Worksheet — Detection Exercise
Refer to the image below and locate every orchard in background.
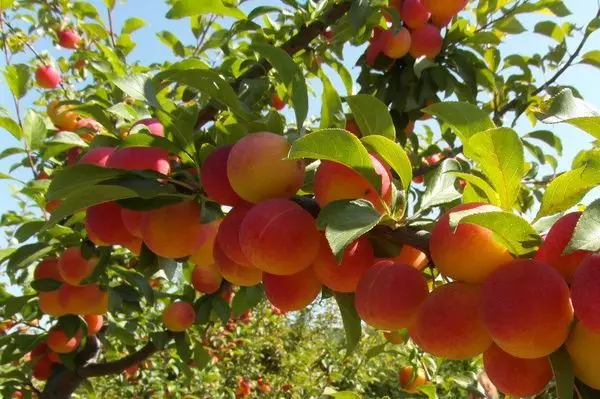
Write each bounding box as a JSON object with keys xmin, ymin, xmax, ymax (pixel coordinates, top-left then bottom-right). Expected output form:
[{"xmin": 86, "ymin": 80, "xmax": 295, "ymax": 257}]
[{"xmin": 1, "ymin": 0, "xmax": 600, "ymax": 398}]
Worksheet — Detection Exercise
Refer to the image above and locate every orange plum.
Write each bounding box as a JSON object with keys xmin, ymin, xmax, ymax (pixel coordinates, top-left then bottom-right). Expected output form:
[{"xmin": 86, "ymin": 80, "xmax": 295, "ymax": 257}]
[
  {"xmin": 57, "ymin": 247, "xmax": 98, "ymax": 286},
  {"xmin": 401, "ymin": 0, "xmax": 431, "ymax": 29},
  {"xmin": 86, "ymin": 202, "xmax": 137, "ymax": 246},
  {"xmin": 262, "ymin": 267, "xmax": 322, "ymax": 312},
  {"xmin": 571, "ymin": 254, "xmax": 600, "ymax": 333},
  {"xmin": 394, "ymin": 245, "xmax": 428, "ymax": 270},
  {"xmin": 46, "ymin": 329, "xmax": 81, "ymax": 354},
  {"xmin": 534, "ymin": 212, "xmax": 591, "ymax": 282},
  {"xmin": 189, "ymin": 220, "xmax": 221, "ymax": 267},
  {"xmin": 355, "ymin": 260, "xmax": 429, "ymax": 330},
  {"xmin": 314, "ymin": 155, "xmax": 392, "ymax": 213},
  {"xmin": 382, "ymin": 28, "xmax": 412, "ymax": 59},
  {"xmin": 481, "ymin": 259, "xmax": 573, "ymax": 359},
  {"xmin": 429, "ymin": 203, "xmax": 513, "ymax": 283},
  {"xmin": 409, "ymin": 24, "xmax": 443, "ymax": 60},
  {"xmin": 239, "ymin": 199, "xmax": 320, "ymax": 275},
  {"xmin": 78, "ymin": 147, "xmax": 115, "ymax": 167},
  {"xmin": 483, "ymin": 344, "xmax": 552, "ymax": 398},
  {"xmin": 214, "ymin": 243, "xmax": 262, "ymax": 286},
  {"xmin": 214, "ymin": 205, "xmax": 253, "ymax": 267},
  {"xmin": 201, "ymin": 145, "xmax": 247, "ymax": 206},
  {"xmin": 84, "ymin": 314, "xmax": 104, "ymax": 336},
  {"xmin": 140, "ymin": 201, "xmax": 207, "ymax": 259},
  {"xmin": 162, "ymin": 301, "xmax": 196, "ymax": 332},
  {"xmin": 415, "ymin": 282, "xmax": 492, "ymax": 360},
  {"xmin": 191, "ymin": 263, "xmax": 223, "ymax": 294},
  {"xmin": 106, "ymin": 147, "xmax": 171, "ymax": 175},
  {"xmin": 566, "ymin": 322, "xmax": 600, "ymax": 389},
  {"xmin": 312, "ymin": 235, "xmax": 374, "ymax": 293},
  {"xmin": 227, "ymin": 132, "xmax": 305, "ymax": 203}
]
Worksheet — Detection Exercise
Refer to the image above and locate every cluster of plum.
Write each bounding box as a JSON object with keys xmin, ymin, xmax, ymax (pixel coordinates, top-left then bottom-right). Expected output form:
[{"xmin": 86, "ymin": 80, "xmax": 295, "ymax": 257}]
[
  {"xmin": 35, "ymin": 28, "xmax": 82, "ymax": 89},
  {"xmin": 365, "ymin": 0, "xmax": 468, "ymax": 65}
]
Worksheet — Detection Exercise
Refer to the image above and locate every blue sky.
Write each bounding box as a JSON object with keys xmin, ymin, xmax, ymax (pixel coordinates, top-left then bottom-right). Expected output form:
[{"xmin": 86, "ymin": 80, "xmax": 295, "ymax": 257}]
[{"xmin": 1, "ymin": 0, "xmax": 599, "ymax": 232}]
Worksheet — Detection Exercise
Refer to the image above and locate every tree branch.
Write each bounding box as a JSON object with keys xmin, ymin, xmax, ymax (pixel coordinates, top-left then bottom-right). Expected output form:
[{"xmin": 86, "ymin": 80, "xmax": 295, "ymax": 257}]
[
  {"xmin": 496, "ymin": 7, "xmax": 600, "ymax": 120},
  {"xmin": 193, "ymin": 0, "xmax": 352, "ymax": 130},
  {"xmin": 372, "ymin": 225, "xmax": 431, "ymax": 256},
  {"xmin": 78, "ymin": 332, "xmax": 172, "ymax": 378}
]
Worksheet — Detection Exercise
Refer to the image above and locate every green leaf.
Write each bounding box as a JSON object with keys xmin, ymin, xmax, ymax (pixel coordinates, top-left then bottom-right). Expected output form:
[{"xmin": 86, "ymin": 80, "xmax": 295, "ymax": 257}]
[
  {"xmin": 0, "ymin": 0, "xmax": 16, "ymax": 9},
  {"xmin": 151, "ymin": 331, "xmax": 170, "ymax": 349},
  {"xmin": 113, "ymin": 267, "xmax": 155, "ymax": 305},
  {"xmin": 534, "ymin": 21, "xmax": 566, "ymax": 42},
  {"xmin": 580, "ymin": 50, "xmax": 600, "ymax": 70},
  {"xmin": 448, "ymin": 172, "xmax": 500, "ymax": 206},
  {"xmin": 565, "ymin": 199, "xmax": 600, "ymax": 254},
  {"xmin": 102, "ymin": 0, "xmax": 116, "ymax": 9},
  {"xmin": 15, "ymin": 220, "xmax": 45, "ymax": 242},
  {"xmin": 174, "ymin": 332, "xmax": 191, "ymax": 362},
  {"xmin": 319, "ymin": 71, "xmax": 344, "ymax": 129},
  {"xmin": 421, "ymin": 159, "xmax": 461, "ymax": 211},
  {"xmin": 0, "ymin": 115, "xmax": 22, "ymax": 140},
  {"xmin": 159, "ymin": 68, "xmax": 252, "ymax": 121},
  {"xmin": 47, "ymin": 131, "xmax": 89, "ymax": 147},
  {"xmin": 112, "ymin": 74, "xmax": 158, "ymax": 107},
  {"xmin": 289, "ymin": 128, "xmax": 380, "ymax": 191},
  {"xmin": 2, "ymin": 295, "xmax": 35, "ymax": 318},
  {"xmin": 211, "ymin": 297, "xmax": 230, "ymax": 325},
  {"xmin": 347, "ymin": 0, "xmax": 372, "ymax": 33},
  {"xmin": 47, "ymin": 165, "xmax": 125, "ymax": 201},
  {"xmin": 423, "ymin": 102, "xmax": 495, "ymax": 142},
  {"xmin": 537, "ymin": 158, "xmax": 600, "ymax": 218},
  {"xmin": 122, "ymin": 17, "xmax": 147, "ymax": 34},
  {"xmin": 193, "ymin": 345, "xmax": 210, "ymax": 370},
  {"xmin": 317, "ymin": 199, "xmax": 382, "ymax": 262},
  {"xmin": 231, "ymin": 285, "xmax": 264, "ymax": 317},
  {"xmin": 524, "ymin": 130, "xmax": 563, "ymax": 155},
  {"xmin": 3, "ymin": 64, "xmax": 30, "ymax": 99},
  {"xmin": 465, "ymin": 128, "xmax": 524, "ymax": 210},
  {"xmin": 31, "ymin": 278, "xmax": 62, "ymax": 292},
  {"xmin": 361, "ymin": 135, "xmax": 412, "ymax": 193},
  {"xmin": 7, "ymin": 243, "xmax": 54, "ymax": 272},
  {"xmin": 347, "ymin": 95, "xmax": 395, "ymax": 140},
  {"xmin": 533, "ymin": 89, "xmax": 600, "ymax": 141},
  {"xmin": 495, "ymin": 16, "xmax": 526, "ymax": 34},
  {"xmin": 22, "ymin": 110, "xmax": 46, "ymax": 151},
  {"xmin": 550, "ymin": 347, "xmax": 574, "ymax": 399},
  {"xmin": 334, "ymin": 293, "xmax": 361, "ymax": 353},
  {"xmin": 166, "ymin": 0, "xmax": 245, "ymax": 19},
  {"xmin": 42, "ymin": 185, "xmax": 142, "ymax": 231},
  {"xmin": 254, "ymin": 44, "xmax": 308, "ymax": 130},
  {"xmin": 449, "ymin": 205, "xmax": 542, "ymax": 256}
]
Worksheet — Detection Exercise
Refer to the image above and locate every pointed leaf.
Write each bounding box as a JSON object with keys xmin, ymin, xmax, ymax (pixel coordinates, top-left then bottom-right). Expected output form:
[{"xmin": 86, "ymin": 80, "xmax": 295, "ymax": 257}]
[
  {"xmin": 334, "ymin": 293, "xmax": 361, "ymax": 353},
  {"xmin": 565, "ymin": 199, "xmax": 600, "ymax": 254},
  {"xmin": 316, "ymin": 199, "xmax": 382, "ymax": 262},
  {"xmin": 449, "ymin": 206, "xmax": 541, "ymax": 256},
  {"xmin": 423, "ymin": 102, "xmax": 495, "ymax": 141},
  {"xmin": 421, "ymin": 159, "xmax": 461, "ymax": 211},
  {"xmin": 347, "ymin": 94, "xmax": 395, "ymax": 140},
  {"xmin": 289, "ymin": 128, "xmax": 380, "ymax": 190},
  {"xmin": 465, "ymin": 128, "xmax": 524, "ymax": 210},
  {"xmin": 362, "ymin": 135, "xmax": 412, "ymax": 193},
  {"xmin": 254, "ymin": 44, "xmax": 308, "ymax": 129}
]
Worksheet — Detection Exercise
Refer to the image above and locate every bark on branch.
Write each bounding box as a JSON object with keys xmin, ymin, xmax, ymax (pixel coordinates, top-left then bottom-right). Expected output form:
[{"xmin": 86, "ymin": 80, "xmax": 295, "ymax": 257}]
[{"xmin": 193, "ymin": 0, "xmax": 353, "ymax": 130}]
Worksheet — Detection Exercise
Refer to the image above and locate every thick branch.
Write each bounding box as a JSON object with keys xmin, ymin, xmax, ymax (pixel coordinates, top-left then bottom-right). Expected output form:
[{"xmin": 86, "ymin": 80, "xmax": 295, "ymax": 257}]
[
  {"xmin": 78, "ymin": 333, "xmax": 171, "ymax": 378},
  {"xmin": 372, "ymin": 225, "xmax": 431, "ymax": 256},
  {"xmin": 194, "ymin": 0, "xmax": 352, "ymax": 130},
  {"xmin": 496, "ymin": 7, "xmax": 600, "ymax": 120}
]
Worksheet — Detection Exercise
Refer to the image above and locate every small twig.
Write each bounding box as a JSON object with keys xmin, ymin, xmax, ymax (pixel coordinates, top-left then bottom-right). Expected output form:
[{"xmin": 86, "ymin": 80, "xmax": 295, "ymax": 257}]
[
  {"xmin": 372, "ymin": 225, "xmax": 431, "ymax": 256},
  {"xmin": 78, "ymin": 333, "xmax": 172, "ymax": 377},
  {"xmin": 496, "ymin": 7, "xmax": 600, "ymax": 120},
  {"xmin": 192, "ymin": 14, "xmax": 217, "ymax": 57},
  {"xmin": 107, "ymin": 7, "xmax": 117, "ymax": 48},
  {"xmin": 193, "ymin": 0, "xmax": 352, "ymax": 130}
]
